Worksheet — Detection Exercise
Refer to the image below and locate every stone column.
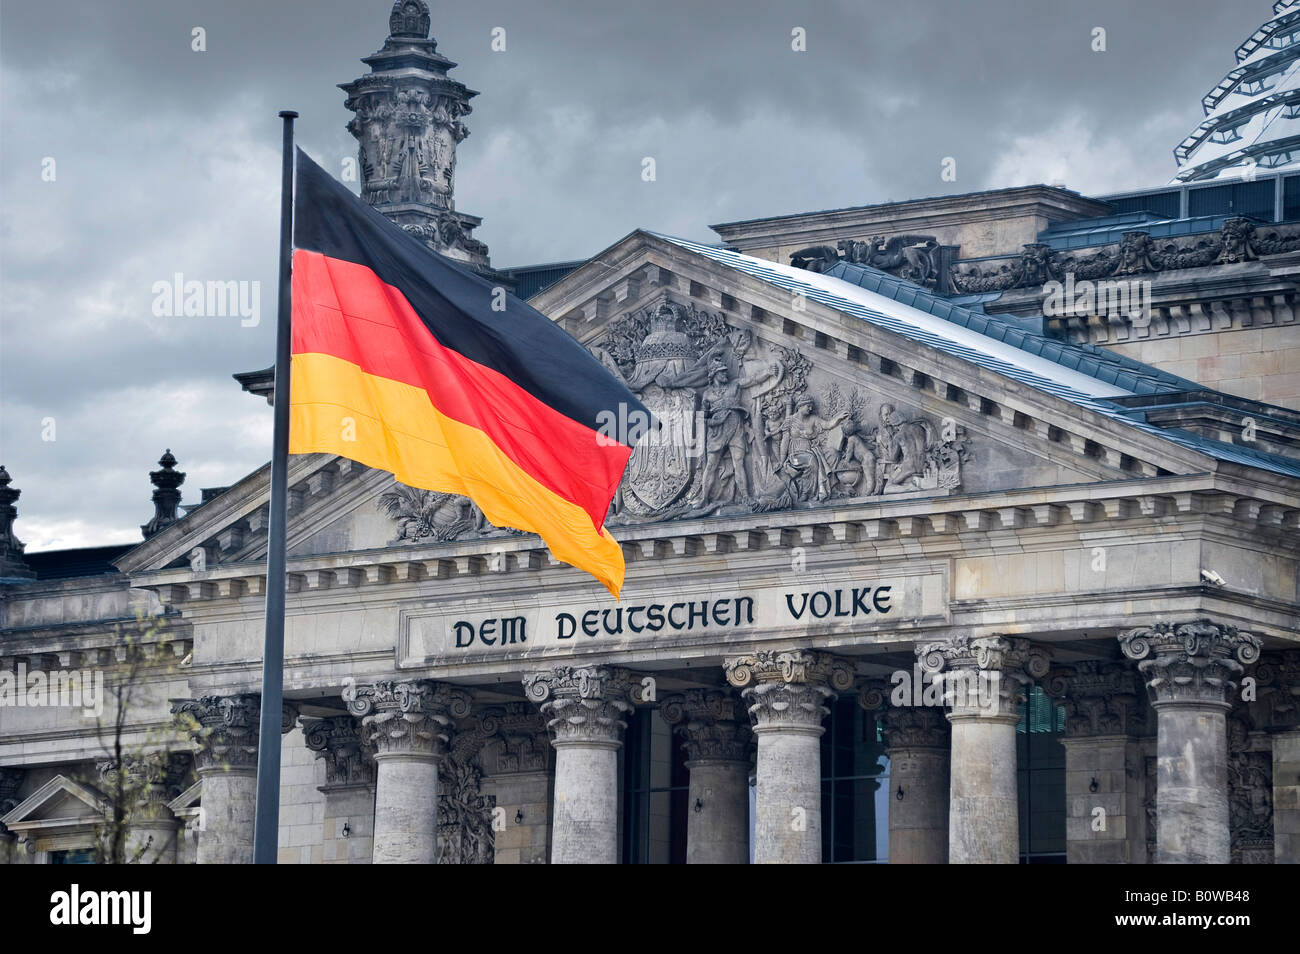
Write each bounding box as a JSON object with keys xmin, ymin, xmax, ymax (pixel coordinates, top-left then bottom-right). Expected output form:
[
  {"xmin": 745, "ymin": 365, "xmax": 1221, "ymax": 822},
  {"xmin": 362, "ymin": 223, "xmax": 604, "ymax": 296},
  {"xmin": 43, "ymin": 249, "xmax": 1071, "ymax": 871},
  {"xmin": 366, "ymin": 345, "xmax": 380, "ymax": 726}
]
[
  {"xmin": 859, "ymin": 681, "xmax": 950, "ymax": 864},
  {"xmin": 479, "ymin": 703, "xmax": 553, "ymax": 865},
  {"xmin": 1044, "ymin": 661, "xmax": 1147, "ymax": 864},
  {"xmin": 303, "ymin": 716, "xmax": 376, "ymax": 864},
  {"xmin": 1119, "ymin": 619, "xmax": 1261, "ymax": 864},
  {"xmin": 97, "ymin": 753, "xmax": 189, "ymax": 864},
  {"xmin": 661, "ymin": 687, "xmax": 752, "ymax": 865},
  {"xmin": 172, "ymin": 694, "xmax": 262, "ymax": 865},
  {"xmin": 523, "ymin": 666, "xmax": 640, "ymax": 865},
  {"xmin": 917, "ymin": 636, "xmax": 1050, "ymax": 864},
  {"xmin": 347, "ymin": 680, "xmax": 470, "ymax": 865},
  {"xmin": 724, "ymin": 650, "xmax": 854, "ymax": 865},
  {"xmin": 1256, "ymin": 651, "xmax": 1300, "ymax": 863}
]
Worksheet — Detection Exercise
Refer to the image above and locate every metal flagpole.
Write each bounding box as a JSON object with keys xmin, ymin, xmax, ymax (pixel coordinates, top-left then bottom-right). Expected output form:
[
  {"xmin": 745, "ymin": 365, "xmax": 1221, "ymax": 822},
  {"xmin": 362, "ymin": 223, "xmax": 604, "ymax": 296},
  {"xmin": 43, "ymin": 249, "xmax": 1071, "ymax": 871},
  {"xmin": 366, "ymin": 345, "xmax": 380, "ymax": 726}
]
[{"xmin": 253, "ymin": 109, "xmax": 298, "ymax": 864}]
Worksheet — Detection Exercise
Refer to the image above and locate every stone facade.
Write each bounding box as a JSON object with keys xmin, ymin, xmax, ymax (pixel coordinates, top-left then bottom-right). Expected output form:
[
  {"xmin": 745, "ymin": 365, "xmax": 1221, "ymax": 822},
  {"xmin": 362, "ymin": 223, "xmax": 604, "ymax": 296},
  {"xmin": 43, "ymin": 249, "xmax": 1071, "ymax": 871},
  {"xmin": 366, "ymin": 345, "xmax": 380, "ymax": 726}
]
[{"xmin": 1, "ymin": 0, "xmax": 1298, "ymax": 866}]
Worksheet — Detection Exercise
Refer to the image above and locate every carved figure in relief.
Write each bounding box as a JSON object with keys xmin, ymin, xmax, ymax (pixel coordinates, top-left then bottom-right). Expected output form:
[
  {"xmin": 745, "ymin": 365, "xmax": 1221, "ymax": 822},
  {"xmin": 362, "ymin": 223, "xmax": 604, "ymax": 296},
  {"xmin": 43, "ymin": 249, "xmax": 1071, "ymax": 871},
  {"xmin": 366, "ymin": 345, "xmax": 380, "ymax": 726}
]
[
  {"xmin": 873, "ymin": 403, "xmax": 933, "ymax": 492},
  {"xmin": 696, "ymin": 357, "xmax": 775, "ymax": 503},
  {"xmin": 773, "ymin": 396, "xmax": 849, "ymax": 502},
  {"xmin": 829, "ymin": 418, "xmax": 881, "ymax": 497}
]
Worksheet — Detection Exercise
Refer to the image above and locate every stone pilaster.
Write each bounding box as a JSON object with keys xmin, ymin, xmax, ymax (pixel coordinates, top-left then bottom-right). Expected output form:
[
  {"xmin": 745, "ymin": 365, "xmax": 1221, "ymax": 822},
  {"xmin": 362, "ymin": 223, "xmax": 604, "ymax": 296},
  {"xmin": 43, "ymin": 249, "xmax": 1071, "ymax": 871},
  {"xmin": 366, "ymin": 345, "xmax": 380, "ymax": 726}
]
[
  {"xmin": 859, "ymin": 681, "xmax": 949, "ymax": 864},
  {"xmin": 346, "ymin": 679, "xmax": 470, "ymax": 864},
  {"xmin": 724, "ymin": 650, "xmax": 854, "ymax": 865},
  {"xmin": 916, "ymin": 635, "xmax": 1050, "ymax": 864},
  {"xmin": 96, "ymin": 753, "xmax": 187, "ymax": 864},
  {"xmin": 171, "ymin": 694, "xmax": 262, "ymax": 864},
  {"xmin": 0, "ymin": 767, "xmax": 26, "ymax": 863},
  {"xmin": 1043, "ymin": 661, "xmax": 1148, "ymax": 864},
  {"xmin": 304, "ymin": 716, "xmax": 376, "ymax": 864},
  {"xmin": 660, "ymin": 687, "xmax": 752, "ymax": 865},
  {"xmin": 1119, "ymin": 619, "xmax": 1261, "ymax": 864},
  {"xmin": 523, "ymin": 666, "xmax": 640, "ymax": 865},
  {"xmin": 1254, "ymin": 651, "xmax": 1300, "ymax": 863},
  {"xmin": 478, "ymin": 703, "xmax": 553, "ymax": 865}
]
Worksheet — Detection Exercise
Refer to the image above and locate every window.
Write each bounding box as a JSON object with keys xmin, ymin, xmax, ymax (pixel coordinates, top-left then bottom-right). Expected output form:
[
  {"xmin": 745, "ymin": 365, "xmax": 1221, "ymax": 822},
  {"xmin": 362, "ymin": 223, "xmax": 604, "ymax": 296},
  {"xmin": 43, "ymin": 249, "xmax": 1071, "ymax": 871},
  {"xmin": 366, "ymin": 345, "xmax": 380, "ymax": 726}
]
[
  {"xmin": 1188, "ymin": 180, "xmax": 1275, "ymax": 220},
  {"xmin": 821, "ymin": 695, "xmax": 890, "ymax": 863},
  {"xmin": 1284, "ymin": 103, "xmax": 1300, "ymax": 119},
  {"xmin": 1267, "ymin": 25, "xmax": 1300, "ymax": 49},
  {"xmin": 622, "ymin": 707, "xmax": 688, "ymax": 863},
  {"xmin": 1210, "ymin": 123, "xmax": 1245, "ymax": 144},
  {"xmin": 1283, "ymin": 175, "xmax": 1300, "ymax": 220},
  {"xmin": 1018, "ymin": 685, "xmax": 1066, "ymax": 863},
  {"xmin": 1259, "ymin": 149, "xmax": 1296, "ymax": 168},
  {"xmin": 49, "ymin": 848, "xmax": 96, "ymax": 864},
  {"xmin": 1239, "ymin": 70, "xmax": 1281, "ymax": 95},
  {"xmin": 1108, "ymin": 190, "xmax": 1181, "ymax": 218}
]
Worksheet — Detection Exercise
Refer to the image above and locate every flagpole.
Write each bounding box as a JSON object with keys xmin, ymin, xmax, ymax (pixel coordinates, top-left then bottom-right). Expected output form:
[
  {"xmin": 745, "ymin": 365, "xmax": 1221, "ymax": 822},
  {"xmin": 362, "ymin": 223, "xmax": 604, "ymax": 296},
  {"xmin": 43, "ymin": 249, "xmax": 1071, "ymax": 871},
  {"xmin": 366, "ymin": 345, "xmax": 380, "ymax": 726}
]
[{"xmin": 253, "ymin": 109, "xmax": 298, "ymax": 865}]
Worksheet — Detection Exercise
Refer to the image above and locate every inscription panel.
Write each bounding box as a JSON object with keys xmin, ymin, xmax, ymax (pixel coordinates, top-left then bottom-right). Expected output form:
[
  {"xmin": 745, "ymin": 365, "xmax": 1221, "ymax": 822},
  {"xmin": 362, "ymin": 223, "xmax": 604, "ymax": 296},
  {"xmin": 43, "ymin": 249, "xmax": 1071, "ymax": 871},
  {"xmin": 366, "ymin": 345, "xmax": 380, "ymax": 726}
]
[{"xmin": 398, "ymin": 570, "xmax": 948, "ymax": 668}]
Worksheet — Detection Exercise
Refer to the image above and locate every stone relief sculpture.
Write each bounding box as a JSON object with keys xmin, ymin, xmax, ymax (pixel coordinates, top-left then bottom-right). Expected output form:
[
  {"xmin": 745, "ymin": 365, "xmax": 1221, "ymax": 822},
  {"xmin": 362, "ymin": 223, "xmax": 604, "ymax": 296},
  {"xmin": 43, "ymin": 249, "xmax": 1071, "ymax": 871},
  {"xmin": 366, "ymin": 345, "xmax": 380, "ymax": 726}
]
[
  {"xmin": 948, "ymin": 217, "xmax": 1300, "ymax": 294},
  {"xmin": 376, "ymin": 294, "xmax": 970, "ymax": 540},
  {"xmin": 790, "ymin": 235, "xmax": 948, "ymax": 290}
]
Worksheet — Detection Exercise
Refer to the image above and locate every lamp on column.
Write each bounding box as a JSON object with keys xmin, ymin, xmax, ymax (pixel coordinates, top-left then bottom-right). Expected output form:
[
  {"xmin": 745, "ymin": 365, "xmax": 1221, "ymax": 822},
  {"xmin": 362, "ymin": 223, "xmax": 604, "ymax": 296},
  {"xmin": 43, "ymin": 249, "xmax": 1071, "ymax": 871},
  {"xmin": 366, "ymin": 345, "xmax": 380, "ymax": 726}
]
[
  {"xmin": 1089, "ymin": 777, "xmax": 1099, "ymax": 793},
  {"xmin": 341, "ymin": 821, "xmax": 351, "ymax": 838},
  {"xmin": 515, "ymin": 809, "xmax": 524, "ymax": 824},
  {"xmin": 895, "ymin": 785, "xmax": 905, "ymax": 801},
  {"xmin": 693, "ymin": 798, "xmax": 704, "ymax": 814}
]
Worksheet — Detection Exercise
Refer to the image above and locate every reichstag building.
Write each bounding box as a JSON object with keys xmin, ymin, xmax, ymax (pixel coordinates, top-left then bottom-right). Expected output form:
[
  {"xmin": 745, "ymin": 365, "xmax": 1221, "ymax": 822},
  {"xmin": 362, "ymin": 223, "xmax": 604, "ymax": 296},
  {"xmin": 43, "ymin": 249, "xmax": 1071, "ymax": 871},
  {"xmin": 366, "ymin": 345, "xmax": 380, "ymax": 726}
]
[{"xmin": 2, "ymin": 0, "xmax": 1298, "ymax": 864}]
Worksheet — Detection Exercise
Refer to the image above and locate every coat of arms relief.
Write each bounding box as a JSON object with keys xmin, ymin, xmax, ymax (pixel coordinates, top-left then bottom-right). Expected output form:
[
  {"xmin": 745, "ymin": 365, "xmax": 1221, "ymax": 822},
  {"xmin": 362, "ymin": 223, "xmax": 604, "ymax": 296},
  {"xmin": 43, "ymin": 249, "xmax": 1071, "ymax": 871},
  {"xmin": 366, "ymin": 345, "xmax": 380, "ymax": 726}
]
[
  {"xmin": 592, "ymin": 297, "xmax": 970, "ymax": 524},
  {"xmin": 378, "ymin": 295, "xmax": 970, "ymax": 541}
]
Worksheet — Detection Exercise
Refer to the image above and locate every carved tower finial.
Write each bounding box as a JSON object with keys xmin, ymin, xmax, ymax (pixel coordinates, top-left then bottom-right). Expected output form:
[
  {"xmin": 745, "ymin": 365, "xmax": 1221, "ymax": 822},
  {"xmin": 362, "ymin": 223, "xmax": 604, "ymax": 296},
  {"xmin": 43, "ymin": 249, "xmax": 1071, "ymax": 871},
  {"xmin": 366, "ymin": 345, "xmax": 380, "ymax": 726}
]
[
  {"xmin": 141, "ymin": 449, "xmax": 185, "ymax": 540},
  {"xmin": 341, "ymin": 0, "xmax": 509, "ymax": 286},
  {"xmin": 389, "ymin": 0, "xmax": 431, "ymax": 40},
  {"xmin": 0, "ymin": 466, "xmax": 35, "ymax": 579}
]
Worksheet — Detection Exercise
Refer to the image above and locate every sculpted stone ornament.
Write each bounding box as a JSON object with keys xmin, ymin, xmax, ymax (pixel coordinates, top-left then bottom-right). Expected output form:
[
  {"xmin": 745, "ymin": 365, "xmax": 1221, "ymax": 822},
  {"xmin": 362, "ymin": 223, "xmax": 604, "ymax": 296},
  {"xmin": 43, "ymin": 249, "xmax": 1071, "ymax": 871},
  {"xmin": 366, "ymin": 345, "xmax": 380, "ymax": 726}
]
[
  {"xmin": 346, "ymin": 680, "xmax": 471, "ymax": 758},
  {"xmin": 523, "ymin": 666, "xmax": 642, "ymax": 745},
  {"xmin": 0, "ymin": 466, "xmax": 34, "ymax": 579},
  {"xmin": 141, "ymin": 450, "xmax": 185, "ymax": 540},
  {"xmin": 1226, "ymin": 710, "xmax": 1273, "ymax": 864},
  {"xmin": 303, "ymin": 716, "xmax": 376, "ymax": 787},
  {"xmin": 724, "ymin": 650, "xmax": 854, "ymax": 729},
  {"xmin": 857, "ymin": 679, "xmax": 951, "ymax": 749},
  {"xmin": 915, "ymin": 636, "xmax": 1051, "ymax": 718},
  {"xmin": 341, "ymin": 1, "xmax": 496, "ymax": 272},
  {"xmin": 1118, "ymin": 619, "xmax": 1261, "ymax": 707},
  {"xmin": 477, "ymin": 703, "xmax": 552, "ymax": 774},
  {"xmin": 171, "ymin": 694, "xmax": 263, "ymax": 771},
  {"xmin": 790, "ymin": 235, "xmax": 949, "ymax": 290},
  {"xmin": 1041, "ymin": 661, "xmax": 1146, "ymax": 738},
  {"xmin": 660, "ymin": 688, "xmax": 752, "ymax": 763},
  {"xmin": 377, "ymin": 483, "xmax": 520, "ymax": 543},
  {"xmin": 1254, "ymin": 650, "xmax": 1300, "ymax": 730},
  {"xmin": 96, "ymin": 753, "xmax": 190, "ymax": 821},
  {"xmin": 950, "ymin": 217, "xmax": 1300, "ymax": 295}
]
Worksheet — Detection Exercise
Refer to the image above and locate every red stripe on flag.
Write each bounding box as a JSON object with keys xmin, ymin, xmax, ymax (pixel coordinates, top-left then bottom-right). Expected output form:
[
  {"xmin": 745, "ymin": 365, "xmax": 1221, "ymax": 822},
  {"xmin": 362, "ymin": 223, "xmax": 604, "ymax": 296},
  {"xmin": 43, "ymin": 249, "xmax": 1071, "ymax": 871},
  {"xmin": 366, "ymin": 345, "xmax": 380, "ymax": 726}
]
[{"xmin": 291, "ymin": 249, "xmax": 630, "ymax": 530}]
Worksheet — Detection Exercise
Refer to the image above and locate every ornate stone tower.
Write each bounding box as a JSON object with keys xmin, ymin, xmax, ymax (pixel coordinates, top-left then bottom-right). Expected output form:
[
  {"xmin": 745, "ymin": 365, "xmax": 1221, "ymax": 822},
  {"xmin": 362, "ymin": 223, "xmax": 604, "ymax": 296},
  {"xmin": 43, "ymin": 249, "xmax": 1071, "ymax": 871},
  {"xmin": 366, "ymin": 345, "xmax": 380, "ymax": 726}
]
[{"xmin": 341, "ymin": 0, "xmax": 503, "ymax": 279}]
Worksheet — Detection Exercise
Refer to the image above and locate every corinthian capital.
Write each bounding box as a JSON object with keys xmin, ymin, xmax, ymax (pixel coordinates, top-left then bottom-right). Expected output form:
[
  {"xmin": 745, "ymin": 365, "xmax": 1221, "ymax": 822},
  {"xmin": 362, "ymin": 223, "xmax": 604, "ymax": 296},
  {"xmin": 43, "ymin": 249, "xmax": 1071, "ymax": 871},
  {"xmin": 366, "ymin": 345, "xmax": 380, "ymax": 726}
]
[
  {"xmin": 1118, "ymin": 619, "xmax": 1261, "ymax": 708},
  {"xmin": 915, "ymin": 636, "xmax": 1050, "ymax": 719},
  {"xmin": 1255, "ymin": 651, "xmax": 1300, "ymax": 731},
  {"xmin": 171, "ymin": 694, "xmax": 262, "ymax": 771},
  {"xmin": 345, "ymin": 680, "xmax": 471, "ymax": 758},
  {"xmin": 303, "ymin": 716, "xmax": 376, "ymax": 787},
  {"xmin": 1042, "ymin": 661, "xmax": 1145, "ymax": 737},
  {"xmin": 660, "ymin": 688, "xmax": 751, "ymax": 763},
  {"xmin": 522, "ymin": 666, "xmax": 639, "ymax": 746},
  {"xmin": 723, "ymin": 650, "xmax": 853, "ymax": 732}
]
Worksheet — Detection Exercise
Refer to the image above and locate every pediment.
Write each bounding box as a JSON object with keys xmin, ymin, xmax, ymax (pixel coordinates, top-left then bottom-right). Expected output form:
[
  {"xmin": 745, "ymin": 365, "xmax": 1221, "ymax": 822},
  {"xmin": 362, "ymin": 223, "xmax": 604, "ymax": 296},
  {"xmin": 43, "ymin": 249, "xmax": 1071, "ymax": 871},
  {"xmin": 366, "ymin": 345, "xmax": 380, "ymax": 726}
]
[
  {"xmin": 1, "ymin": 775, "xmax": 108, "ymax": 830},
  {"xmin": 117, "ymin": 230, "xmax": 1263, "ymax": 576}
]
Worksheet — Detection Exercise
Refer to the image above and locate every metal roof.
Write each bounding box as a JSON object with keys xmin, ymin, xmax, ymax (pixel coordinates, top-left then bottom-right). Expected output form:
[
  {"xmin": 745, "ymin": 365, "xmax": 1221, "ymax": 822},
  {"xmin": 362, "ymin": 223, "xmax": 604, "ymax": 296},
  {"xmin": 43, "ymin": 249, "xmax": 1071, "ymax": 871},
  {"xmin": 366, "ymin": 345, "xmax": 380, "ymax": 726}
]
[{"xmin": 650, "ymin": 232, "xmax": 1300, "ymax": 480}]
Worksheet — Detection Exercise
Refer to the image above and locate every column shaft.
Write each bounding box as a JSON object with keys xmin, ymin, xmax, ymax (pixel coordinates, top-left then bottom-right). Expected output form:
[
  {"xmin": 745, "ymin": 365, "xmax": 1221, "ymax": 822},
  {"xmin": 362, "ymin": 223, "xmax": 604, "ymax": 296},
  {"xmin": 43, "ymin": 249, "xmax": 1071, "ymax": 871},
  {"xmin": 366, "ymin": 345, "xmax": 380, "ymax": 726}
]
[{"xmin": 684, "ymin": 760, "xmax": 750, "ymax": 864}]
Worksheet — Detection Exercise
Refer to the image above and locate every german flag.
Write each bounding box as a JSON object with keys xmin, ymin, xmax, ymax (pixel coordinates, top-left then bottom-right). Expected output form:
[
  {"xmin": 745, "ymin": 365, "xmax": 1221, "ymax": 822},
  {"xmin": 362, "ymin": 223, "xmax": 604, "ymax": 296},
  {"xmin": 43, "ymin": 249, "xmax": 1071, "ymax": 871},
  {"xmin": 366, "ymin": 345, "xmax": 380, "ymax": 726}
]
[{"xmin": 288, "ymin": 149, "xmax": 646, "ymax": 597}]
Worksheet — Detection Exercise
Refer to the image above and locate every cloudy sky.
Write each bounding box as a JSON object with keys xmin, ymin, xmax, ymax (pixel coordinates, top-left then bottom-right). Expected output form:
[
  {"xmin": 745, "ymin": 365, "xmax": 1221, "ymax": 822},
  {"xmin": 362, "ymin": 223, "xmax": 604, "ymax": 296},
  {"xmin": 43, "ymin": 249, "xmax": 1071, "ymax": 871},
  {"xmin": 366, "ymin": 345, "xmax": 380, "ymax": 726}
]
[{"xmin": 0, "ymin": 0, "xmax": 1263, "ymax": 551}]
